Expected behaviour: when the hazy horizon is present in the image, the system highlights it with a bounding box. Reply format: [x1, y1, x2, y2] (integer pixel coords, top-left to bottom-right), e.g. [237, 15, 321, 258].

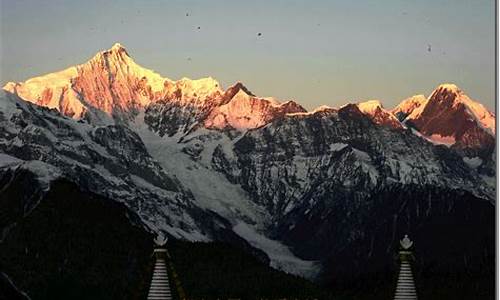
[1, 0, 495, 111]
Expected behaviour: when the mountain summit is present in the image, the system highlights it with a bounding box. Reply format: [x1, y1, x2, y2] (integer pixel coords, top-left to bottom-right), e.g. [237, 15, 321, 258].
[396, 84, 495, 151]
[3, 43, 168, 119]
[0, 44, 495, 298]
[4, 43, 307, 130]
[356, 100, 403, 129]
[391, 94, 427, 120]
[3, 44, 495, 144]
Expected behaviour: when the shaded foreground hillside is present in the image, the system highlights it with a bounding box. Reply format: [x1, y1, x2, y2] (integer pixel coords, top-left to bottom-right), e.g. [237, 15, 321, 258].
[0, 171, 493, 299]
[0, 176, 154, 300]
[0, 175, 330, 300]
[315, 187, 495, 300]
[168, 240, 332, 300]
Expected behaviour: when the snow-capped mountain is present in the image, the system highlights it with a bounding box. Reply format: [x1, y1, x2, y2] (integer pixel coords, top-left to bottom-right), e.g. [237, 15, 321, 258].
[0, 90, 211, 240]
[204, 84, 306, 130]
[356, 100, 403, 129]
[396, 84, 495, 152]
[3, 43, 305, 132]
[391, 94, 427, 120]
[0, 44, 495, 285]
[4, 43, 163, 120]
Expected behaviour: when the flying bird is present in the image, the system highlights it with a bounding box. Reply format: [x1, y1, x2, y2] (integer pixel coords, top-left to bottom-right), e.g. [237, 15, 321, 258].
[427, 44, 432, 52]
[257, 32, 262, 37]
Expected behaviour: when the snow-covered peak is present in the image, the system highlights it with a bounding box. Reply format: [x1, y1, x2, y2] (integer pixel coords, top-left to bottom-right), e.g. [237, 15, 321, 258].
[425, 83, 467, 109]
[312, 105, 335, 113]
[3, 43, 172, 118]
[111, 42, 126, 52]
[357, 100, 383, 115]
[2, 44, 222, 120]
[92, 43, 129, 62]
[177, 76, 220, 90]
[408, 83, 495, 135]
[3, 43, 494, 148]
[233, 87, 252, 100]
[355, 100, 403, 129]
[3, 65, 86, 118]
[432, 83, 461, 96]
[222, 82, 256, 102]
[204, 89, 305, 130]
[89, 43, 168, 93]
[91, 42, 130, 60]
[427, 83, 490, 115]
[3, 66, 78, 105]
[453, 93, 495, 135]
[392, 95, 427, 120]
[174, 76, 223, 100]
[286, 105, 336, 117]
[405, 83, 495, 149]
[3, 43, 307, 132]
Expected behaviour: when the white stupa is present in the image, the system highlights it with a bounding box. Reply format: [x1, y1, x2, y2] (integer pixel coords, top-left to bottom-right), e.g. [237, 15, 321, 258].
[147, 235, 173, 300]
[394, 234, 418, 300]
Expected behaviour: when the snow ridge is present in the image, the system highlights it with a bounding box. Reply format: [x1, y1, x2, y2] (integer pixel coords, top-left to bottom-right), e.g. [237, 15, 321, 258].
[0, 45, 496, 281]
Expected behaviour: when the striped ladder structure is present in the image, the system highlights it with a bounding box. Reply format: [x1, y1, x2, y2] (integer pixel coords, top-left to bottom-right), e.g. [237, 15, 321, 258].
[147, 236, 173, 300]
[394, 234, 418, 300]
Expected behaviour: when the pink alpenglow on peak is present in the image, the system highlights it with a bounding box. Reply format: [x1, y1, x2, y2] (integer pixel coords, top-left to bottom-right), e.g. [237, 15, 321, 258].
[356, 100, 404, 129]
[399, 83, 495, 149]
[110, 42, 126, 52]
[430, 83, 495, 135]
[204, 85, 306, 130]
[172, 77, 223, 105]
[3, 44, 302, 131]
[391, 95, 427, 120]
[286, 105, 336, 117]
[4, 43, 169, 118]
[3, 43, 223, 120]
[3, 66, 85, 118]
[357, 100, 384, 115]
[1, 45, 495, 145]
[432, 83, 461, 95]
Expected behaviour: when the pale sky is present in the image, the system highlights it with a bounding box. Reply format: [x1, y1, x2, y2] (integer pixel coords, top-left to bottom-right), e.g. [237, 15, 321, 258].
[0, 0, 495, 110]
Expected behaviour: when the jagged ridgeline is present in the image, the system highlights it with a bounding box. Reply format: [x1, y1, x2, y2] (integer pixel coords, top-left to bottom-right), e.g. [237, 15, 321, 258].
[0, 44, 495, 299]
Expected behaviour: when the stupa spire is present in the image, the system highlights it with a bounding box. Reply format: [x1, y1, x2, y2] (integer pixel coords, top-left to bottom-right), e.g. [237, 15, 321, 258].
[394, 234, 418, 300]
[147, 234, 173, 300]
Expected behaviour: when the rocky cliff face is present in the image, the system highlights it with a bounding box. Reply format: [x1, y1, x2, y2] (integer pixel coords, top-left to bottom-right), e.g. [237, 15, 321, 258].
[0, 44, 495, 295]
[391, 94, 427, 121]
[217, 103, 492, 219]
[204, 85, 306, 130]
[4, 44, 304, 132]
[4, 43, 165, 121]
[356, 100, 404, 129]
[401, 84, 495, 153]
[0, 91, 225, 243]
